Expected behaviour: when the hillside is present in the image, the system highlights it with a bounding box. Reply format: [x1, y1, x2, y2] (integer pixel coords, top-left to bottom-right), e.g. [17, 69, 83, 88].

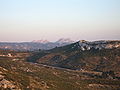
[28, 40, 120, 73]
[0, 40, 120, 89]
[0, 51, 120, 90]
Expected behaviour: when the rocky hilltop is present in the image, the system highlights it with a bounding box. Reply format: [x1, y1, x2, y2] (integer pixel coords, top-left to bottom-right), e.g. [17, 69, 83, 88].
[78, 40, 120, 50]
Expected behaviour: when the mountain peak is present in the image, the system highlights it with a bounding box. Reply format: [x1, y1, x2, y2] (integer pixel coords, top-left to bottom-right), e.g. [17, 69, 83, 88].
[32, 40, 49, 44]
[56, 38, 74, 44]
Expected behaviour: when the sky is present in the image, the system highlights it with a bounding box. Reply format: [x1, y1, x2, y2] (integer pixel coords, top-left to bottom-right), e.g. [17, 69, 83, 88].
[0, 0, 120, 42]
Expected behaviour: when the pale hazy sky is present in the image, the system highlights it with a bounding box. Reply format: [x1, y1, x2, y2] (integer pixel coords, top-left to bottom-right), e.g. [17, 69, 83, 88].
[0, 0, 120, 42]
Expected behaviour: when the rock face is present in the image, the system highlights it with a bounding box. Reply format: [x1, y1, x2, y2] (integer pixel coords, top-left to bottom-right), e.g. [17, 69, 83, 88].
[78, 40, 120, 51]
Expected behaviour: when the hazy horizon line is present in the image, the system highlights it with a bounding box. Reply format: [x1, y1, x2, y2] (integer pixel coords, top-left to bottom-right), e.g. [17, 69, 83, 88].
[0, 39, 120, 43]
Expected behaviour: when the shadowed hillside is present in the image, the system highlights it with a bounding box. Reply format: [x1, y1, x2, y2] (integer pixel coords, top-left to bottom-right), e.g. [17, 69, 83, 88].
[28, 40, 120, 74]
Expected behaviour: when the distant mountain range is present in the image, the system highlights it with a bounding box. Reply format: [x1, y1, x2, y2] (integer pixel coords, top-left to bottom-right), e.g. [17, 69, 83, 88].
[32, 38, 74, 44]
[32, 39, 49, 44]
[56, 38, 74, 44]
[0, 38, 74, 51]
